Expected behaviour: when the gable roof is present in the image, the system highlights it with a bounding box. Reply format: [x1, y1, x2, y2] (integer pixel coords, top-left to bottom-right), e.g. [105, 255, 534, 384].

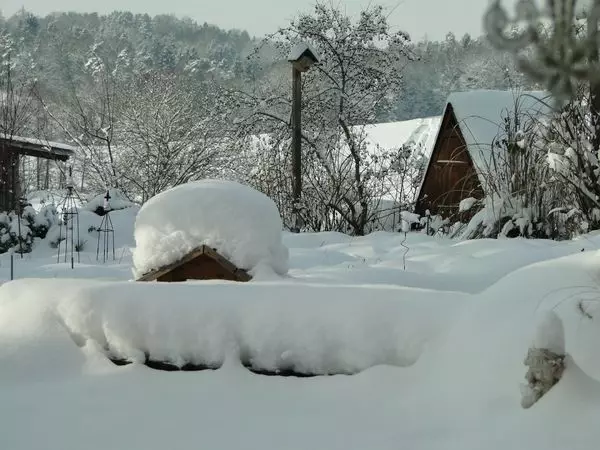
[137, 244, 251, 282]
[288, 43, 321, 63]
[446, 89, 551, 186]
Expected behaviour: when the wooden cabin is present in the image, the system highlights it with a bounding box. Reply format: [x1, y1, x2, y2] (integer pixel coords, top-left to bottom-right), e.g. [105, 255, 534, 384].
[0, 135, 75, 211]
[137, 245, 252, 282]
[414, 90, 549, 220]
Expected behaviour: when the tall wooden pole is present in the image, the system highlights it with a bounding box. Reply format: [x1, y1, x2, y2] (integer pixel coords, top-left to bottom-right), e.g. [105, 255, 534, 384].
[291, 66, 302, 233]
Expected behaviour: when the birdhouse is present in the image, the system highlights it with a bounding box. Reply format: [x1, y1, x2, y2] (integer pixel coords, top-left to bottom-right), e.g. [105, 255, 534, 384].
[288, 43, 320, 72]
[137, 245, 251, 282]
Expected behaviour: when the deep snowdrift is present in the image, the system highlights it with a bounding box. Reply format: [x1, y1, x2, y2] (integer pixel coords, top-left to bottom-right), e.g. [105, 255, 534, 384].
[0, 279, 463, 376]
[132, 180, 289, 278]
[1, 226, 600, 450]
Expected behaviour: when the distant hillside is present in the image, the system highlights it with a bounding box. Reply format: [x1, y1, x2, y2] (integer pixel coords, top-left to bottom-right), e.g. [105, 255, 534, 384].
[0, 9, 536, 121]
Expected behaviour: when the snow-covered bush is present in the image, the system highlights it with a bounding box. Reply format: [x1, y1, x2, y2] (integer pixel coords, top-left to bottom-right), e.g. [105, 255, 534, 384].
[132, 180, 289, 279]
[0, 211, 34, 254]
[458, 194, 550, 240]
[32, 204, 58, 239]
[538, 85, 600, 234]
[0, 202, 60, 254]
[484, 1, 600, 237]
[461, 96, 562, 239]
[83, 188, 136, 216]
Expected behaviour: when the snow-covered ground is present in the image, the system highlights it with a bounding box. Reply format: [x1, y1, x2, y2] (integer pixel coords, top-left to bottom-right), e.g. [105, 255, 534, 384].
[1, 204, 600, 450]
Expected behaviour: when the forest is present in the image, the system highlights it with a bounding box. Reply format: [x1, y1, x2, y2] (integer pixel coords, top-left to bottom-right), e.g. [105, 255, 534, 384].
[0, 3, 597, 239]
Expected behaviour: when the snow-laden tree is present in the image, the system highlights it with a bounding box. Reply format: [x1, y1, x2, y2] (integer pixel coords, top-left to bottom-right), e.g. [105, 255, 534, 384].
[117, 72, 223, 202]
[483, 1, 600, 235]
[222, 3, 416, 235]
[39, 40, 125, 192]
[0, 32, 37, 140]
[0, 32, 38, 209]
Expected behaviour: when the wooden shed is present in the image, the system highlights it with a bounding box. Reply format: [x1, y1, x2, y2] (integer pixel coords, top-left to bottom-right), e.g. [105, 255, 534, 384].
[0, 134, 75, 211]
[414, 90, 549, 220]
[137, 245, 252, 282]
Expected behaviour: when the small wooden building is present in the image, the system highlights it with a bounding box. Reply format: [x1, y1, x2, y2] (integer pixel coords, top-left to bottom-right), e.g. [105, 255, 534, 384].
[0, 134, 75, 211]
[414, 90, 548, 220]
[137, 245, 252, 282]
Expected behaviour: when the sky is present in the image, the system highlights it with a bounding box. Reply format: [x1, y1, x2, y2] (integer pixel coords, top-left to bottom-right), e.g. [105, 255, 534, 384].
[1, 0, 508, 42]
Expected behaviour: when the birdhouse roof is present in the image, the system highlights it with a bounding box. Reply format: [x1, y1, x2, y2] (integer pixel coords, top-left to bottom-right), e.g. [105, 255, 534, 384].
[287, 43, 320, 63]
[136, 244, 251, 282]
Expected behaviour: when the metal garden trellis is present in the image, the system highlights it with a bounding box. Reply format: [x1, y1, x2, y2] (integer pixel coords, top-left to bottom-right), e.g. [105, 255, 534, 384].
[96, 190, 115, 263]
[56, 167, 82, 268]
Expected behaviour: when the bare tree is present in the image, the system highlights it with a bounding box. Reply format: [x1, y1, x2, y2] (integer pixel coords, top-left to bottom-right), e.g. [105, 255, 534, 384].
[0, 32, 37, 210]
[37, 40, 125, 194]
[117, 72, 222, 202]
[223, 3, 415, 235]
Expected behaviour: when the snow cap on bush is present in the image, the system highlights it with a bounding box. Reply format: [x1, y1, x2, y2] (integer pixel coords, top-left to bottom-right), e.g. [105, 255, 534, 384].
[132, 180, 289, 278]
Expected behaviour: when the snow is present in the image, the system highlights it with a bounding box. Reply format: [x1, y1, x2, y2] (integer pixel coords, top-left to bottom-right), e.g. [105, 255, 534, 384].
[0, 279, 461, 376]
[132, 180, 289, 278]
[82, 188, 137, 213]
[2, 204, 600, 449]
[360, 116, 441, 157]
[459, 196, 478, 212]
[533, 311, 566, 355]
[0, 132, 78, 154]
[287, 42, 320, 62]
[246, 117, 441, 204]
[446, 89, 552, 188]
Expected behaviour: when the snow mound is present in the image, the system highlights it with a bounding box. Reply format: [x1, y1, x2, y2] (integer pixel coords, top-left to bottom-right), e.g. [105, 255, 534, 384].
[132, 180, 289, 279]
[533, 311, 565, 354]
[0, 279, 463, 377]
[84, 188, 137, 215]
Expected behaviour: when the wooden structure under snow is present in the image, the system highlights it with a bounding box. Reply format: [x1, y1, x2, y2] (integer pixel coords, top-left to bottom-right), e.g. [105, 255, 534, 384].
[414, 90, 549, 220]
[137, 245, 252, 282]
[0, 134, 75, 211]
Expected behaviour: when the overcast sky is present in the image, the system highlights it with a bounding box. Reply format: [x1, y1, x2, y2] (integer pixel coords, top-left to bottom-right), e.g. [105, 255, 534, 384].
[1, 0, 506, 41]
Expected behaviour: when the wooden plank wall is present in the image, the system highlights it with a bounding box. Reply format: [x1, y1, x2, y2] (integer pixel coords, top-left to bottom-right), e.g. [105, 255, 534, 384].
[415, 106, 483, 220]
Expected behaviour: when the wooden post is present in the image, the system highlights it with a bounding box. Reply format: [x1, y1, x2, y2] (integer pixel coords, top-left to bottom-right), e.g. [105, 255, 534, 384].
[291, 66, 302, 233]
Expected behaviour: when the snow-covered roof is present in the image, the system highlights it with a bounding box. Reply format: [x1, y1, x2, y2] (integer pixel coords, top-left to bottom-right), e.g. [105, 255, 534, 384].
[446, 90, 551, 185]
[358, 117, 442, 202]
[287, 43, 320, 63]
[1, 134, 77, 159]
[360, 116, 441, 159]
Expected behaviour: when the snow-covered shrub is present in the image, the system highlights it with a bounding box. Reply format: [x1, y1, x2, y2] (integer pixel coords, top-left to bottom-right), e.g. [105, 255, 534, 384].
[485, 3, 600, 236]
[84, 188, 137, 216]
[458, 194, 549, 240]
[132, 180, 289, 279]
[0, 203, 59, 254]
[537, 85, 600, 234]
[6, 212, 33, 254]
[45, 224, 63, 249]
[25, 204, 57, 239]
[418, 212, 449, 236]
[461, 96, 565, 239]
